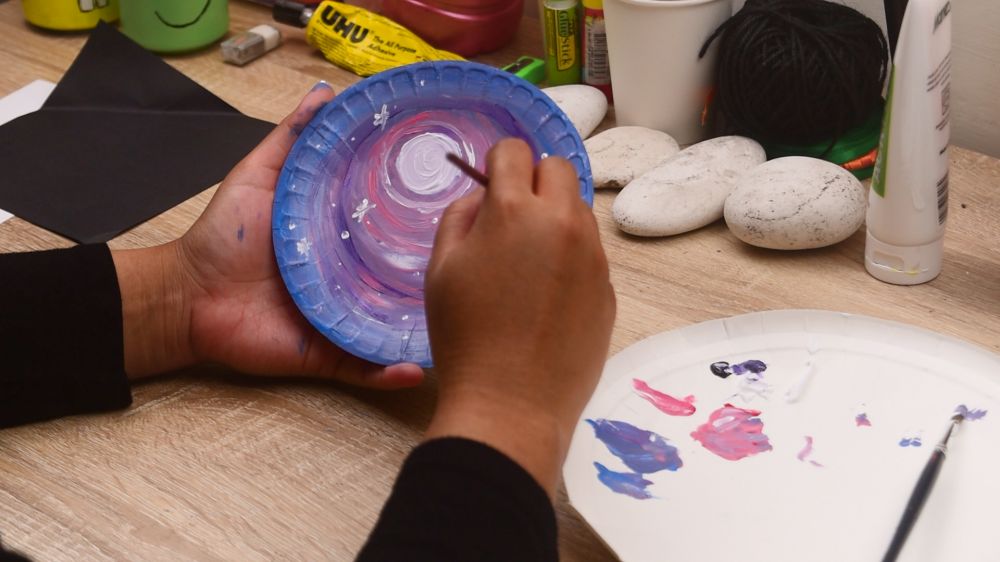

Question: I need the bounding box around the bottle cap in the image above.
[273,0,308,27]
[249,24,282,51]
[582,0,604,8]
[865,230,944,285]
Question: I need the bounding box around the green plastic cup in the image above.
[120,0,228,53]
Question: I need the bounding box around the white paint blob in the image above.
[296,238,311,256]
[395,132,463,195]
[340,230,350,240]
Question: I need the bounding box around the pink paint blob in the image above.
[855,413,872,427]
[797,436,824,467]
[632,379,696,416]
[690,403,773,461]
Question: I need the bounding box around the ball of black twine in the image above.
[700,0,889,146]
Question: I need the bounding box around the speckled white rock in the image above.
[724,156,867,250]
[612,136,766,236]
[543,85,608,139]
[584,126,680,189]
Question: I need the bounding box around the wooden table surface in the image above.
[1,1,998,560]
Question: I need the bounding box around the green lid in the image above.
[762,102,883,180]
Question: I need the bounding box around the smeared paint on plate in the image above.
[594,462,656,499]
[632,378,696,416]
[587,418,683,473]
[564,310,1000,562]
[690,404,773,461]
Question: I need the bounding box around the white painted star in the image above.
[373,104,390,130]
[352,198,377,223]
[296,238,311,256]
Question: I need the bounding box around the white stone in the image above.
[612,136,766,236]
[543,85,608,139]
[724,156,867,250]
[585,126,679,189]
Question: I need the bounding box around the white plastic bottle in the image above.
[865,0,952,285]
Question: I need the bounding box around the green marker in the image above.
[541,0,581,86]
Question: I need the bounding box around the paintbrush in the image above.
[445,153,489,187]
[882,412,965,562]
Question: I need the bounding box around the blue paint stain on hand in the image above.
[236,223,245,242]
[586,419,683,473]
[594,462,655,500]
[297,336,307,355]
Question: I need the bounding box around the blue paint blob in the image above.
[899,436,923,447]
[297,336,307,356]
[594,462,654,500]
[956,404,988,421]
[236,223,245,242]
[586,419,683,473]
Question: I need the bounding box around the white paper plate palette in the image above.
[565,310,1000,562]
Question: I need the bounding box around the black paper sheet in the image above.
[0,22,275,243]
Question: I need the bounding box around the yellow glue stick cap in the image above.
[582,0,604,8]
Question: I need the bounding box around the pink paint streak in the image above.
[796,436,823,467]
[632,379,696,416]
[690,404,773,461]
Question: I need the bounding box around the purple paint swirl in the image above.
[586,419,683,474]
[594,462,655,499]
[273,62,593,367]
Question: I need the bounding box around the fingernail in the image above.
[311,80,332,92]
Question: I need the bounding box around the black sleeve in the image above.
[0,244,132,428]
[357,437,558,562]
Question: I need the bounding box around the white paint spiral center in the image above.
[395,132,462,195]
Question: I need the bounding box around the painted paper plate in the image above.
[272,61,592,367]
[565,309,1000,562]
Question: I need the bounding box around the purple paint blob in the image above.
[899,436,923,447]
[732,360,768,376]
[236,224,245,242]
[855,413,872,427]
[586,419,683,474]
[632,379,696,416]
[594,462,655,499]
[690,404,773,461]
[955,404,988,421]
[710,359,768,380]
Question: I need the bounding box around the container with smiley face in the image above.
[120,0,228,53]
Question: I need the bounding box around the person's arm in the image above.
[358,140,616,561]
[0,83,423,431]
[0,244,130,428]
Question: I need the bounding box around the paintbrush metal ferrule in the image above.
[445,153,489,187]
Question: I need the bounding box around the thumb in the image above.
[232,82,337,185]
[430,189,485,261]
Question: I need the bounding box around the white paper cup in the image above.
[604,0,733,144]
